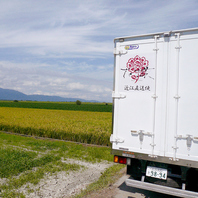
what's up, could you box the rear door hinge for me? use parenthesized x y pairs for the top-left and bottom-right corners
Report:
(110, 134), (124, 144)
(112, 91), (126, 99)
(114, 48), (128, 55)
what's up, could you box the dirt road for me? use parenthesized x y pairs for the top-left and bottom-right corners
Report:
(86, 169), (178, 198)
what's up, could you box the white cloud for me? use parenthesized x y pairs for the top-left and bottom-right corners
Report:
(67, 82), (85, 90)
(0, 60), (112, 101)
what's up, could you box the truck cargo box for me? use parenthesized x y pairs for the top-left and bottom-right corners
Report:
(111, 28), (198, 197)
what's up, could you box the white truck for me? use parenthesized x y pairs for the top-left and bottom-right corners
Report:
(111, 28), (198, 197)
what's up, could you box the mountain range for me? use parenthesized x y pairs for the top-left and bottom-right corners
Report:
(0, 87), (95, 102)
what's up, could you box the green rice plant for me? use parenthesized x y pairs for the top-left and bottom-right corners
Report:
(0, 107), (112, 145)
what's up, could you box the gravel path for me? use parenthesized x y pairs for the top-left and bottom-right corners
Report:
(18, 159), (114, 198)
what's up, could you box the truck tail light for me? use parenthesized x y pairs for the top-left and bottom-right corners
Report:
(114, 155), (119, 163)
(114, 156), (127, 164)
(119, 157), (127, 164)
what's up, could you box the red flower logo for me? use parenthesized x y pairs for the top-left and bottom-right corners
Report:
(126, 55), (149, 83)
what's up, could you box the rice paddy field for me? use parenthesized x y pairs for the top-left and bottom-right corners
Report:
(0, 101), (112, 112)
(0, 101), (112, 146)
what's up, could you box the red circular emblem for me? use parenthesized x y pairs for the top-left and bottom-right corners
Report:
(126, 55), (149, 83)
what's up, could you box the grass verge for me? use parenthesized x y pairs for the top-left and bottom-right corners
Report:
(0, 132), (119, 198)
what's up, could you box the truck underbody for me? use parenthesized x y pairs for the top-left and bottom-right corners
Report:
(112, 150), (198, 198)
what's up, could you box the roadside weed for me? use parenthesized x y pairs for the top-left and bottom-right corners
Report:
(74, 164), (125, 198)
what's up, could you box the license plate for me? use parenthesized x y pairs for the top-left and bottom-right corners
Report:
(146, 166), (167, 180)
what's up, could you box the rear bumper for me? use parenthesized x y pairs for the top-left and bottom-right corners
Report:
(125, 178), (198, 198)
(111, 149), (198, 169)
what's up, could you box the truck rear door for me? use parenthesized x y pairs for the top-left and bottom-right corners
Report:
(111, 29), (198, 163)
(165, 30), (198, 162)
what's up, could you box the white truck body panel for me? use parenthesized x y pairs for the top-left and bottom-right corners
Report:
(111, 28), (198, 168)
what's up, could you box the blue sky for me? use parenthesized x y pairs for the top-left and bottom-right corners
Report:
(0, 0), (198, 102)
